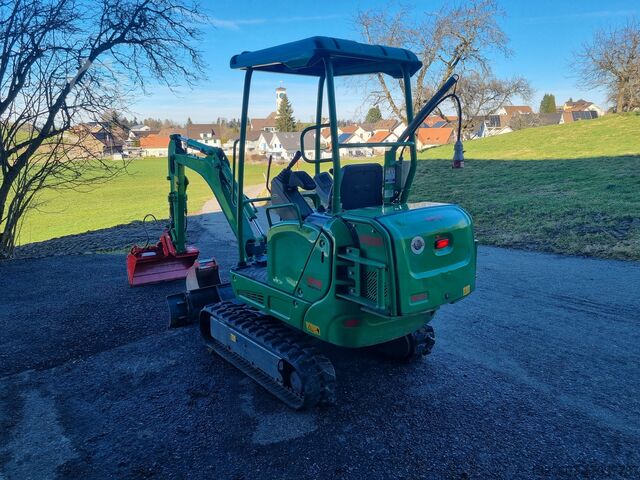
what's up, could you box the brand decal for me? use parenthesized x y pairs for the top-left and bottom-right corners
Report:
(410, 292), (428, 302)
(360, 234), (383, 247)
(410, 236), (425, 254)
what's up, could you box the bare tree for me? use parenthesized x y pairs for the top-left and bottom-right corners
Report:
(0, 0), (203, 257)
(355, 0), (531, 125)
(457, 72), (532, 133)
(575, 20), (640, 113)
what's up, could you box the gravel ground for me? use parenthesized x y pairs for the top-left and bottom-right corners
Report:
(1, 212), (640, 479)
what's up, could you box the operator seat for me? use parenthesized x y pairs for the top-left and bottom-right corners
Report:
(271, 169), (316, 221)
(337, 163), (383, 210)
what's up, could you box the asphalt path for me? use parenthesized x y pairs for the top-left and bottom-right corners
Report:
(1, 215), (639, 479)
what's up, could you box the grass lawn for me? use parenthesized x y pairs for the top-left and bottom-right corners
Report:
(16, 113), (640, 260)
(412, 113), (640, 260)
(420, 112), (640, 160)
(17, 157), (272, 245)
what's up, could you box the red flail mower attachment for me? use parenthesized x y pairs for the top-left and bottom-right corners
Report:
(126, 231), (199, 287)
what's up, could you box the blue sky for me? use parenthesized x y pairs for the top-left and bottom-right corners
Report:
(130, 0), (638, 123)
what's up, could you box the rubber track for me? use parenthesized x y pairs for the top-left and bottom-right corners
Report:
(200, 301), (336, 409)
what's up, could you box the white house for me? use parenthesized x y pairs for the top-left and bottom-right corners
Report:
(186, 124), (222, 148)
(562, 99), (605, 117)
(472, 121), (513, 139)
(368, 130), (398, 155)
(270, 132), (318, 161)
(256, 131), (275, 154)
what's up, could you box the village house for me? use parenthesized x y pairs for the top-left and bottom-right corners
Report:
(368, 130), (399, 155)
(561, 99), (605, 117)
(249, 112), (278, 132)
(184, 123), (223, 147)
(269, 132), (319, 161)
(537, 113), (563, 126)
(70, 122), (127, 159)
(139, 134), (170, 157)
(256, 131), (275, 154)
(422, 115), (458, 128)
(416, 127), (454, 150)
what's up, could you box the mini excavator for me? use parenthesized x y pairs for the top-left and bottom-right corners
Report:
(127, 37), (477, 409)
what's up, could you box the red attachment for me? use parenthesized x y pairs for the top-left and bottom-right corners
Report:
(126, 231), (199, 287)
(434, 238), (450, 250)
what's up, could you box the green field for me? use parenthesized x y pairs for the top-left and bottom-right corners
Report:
(420, 112), (640, 160)
(18, 158), (271, 245)
(16, 114), (640, 260)
(413, 113), (640, 260)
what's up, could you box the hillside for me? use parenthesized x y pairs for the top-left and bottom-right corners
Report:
(420, 113), (640, 160)
(412, 113), (640, 260)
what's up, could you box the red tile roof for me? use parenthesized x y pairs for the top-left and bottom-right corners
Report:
(369, 131), (391, 143)
(502, 106), (533, 116)
(416, 127), (453, 146)
(340, 125), (359, 134)
(423, 115), (458, 126)
(373, 119), (398, 131)
(140, 134), (170, 148)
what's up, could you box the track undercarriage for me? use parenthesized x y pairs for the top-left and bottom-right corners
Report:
(183, 292), (437, 409)
(199, 301), (337, 409)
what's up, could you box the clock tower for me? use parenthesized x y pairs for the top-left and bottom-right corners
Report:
(276, 86), (286, 112)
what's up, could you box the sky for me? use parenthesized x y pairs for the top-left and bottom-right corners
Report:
(130, 0), (638, 123)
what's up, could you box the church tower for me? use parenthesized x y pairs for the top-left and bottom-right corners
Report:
(276, 86), (286, 112)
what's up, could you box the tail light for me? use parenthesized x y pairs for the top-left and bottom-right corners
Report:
(434, 238), (450, 250)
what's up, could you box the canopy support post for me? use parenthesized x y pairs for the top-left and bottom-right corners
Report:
(237, 68), (253, 266)
(324, 59), (341, 213)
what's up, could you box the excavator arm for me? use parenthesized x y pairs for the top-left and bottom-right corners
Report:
(126, 134), (265, 286)
(166, 134), (264, 255)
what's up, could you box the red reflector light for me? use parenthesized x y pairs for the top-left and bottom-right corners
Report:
(344, 319), (360, 328)
(435, 238), (450, 249)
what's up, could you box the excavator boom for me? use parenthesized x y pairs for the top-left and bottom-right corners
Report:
(126, 135), (264, 286)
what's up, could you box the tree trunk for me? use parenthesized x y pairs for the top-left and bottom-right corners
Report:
(617, 88), (626, 113)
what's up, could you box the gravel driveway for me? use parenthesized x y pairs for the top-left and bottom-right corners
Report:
(1, 213), (639, 479)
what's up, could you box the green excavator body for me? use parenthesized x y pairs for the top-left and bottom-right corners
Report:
(230, 202), (476, 348)
(153, 36), (478, 408)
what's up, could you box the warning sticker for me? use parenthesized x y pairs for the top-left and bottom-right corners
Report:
(305, 321), (321, 335)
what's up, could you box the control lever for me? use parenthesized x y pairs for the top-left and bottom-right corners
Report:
(286, 150), (303, 171)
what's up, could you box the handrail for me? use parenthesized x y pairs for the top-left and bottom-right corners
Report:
(243, 196), (272, 205)
(337, 141), (414, 149)
(300, 123), (333, 163)
(300, 123), (415, 161)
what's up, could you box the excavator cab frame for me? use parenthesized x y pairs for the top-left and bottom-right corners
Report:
(230, 37), (424, 265)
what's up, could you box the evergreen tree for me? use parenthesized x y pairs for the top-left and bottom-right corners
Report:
(275, 94), (296, 132)
(187, 117), (193, 125)
(539, 93), (557, 114)
(365, 106), (382, 123)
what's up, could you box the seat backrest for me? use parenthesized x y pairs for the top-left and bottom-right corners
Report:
(340, 163), (383, 210)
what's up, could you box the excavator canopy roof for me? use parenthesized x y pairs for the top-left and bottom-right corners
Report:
(230, 36), (422, 79)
